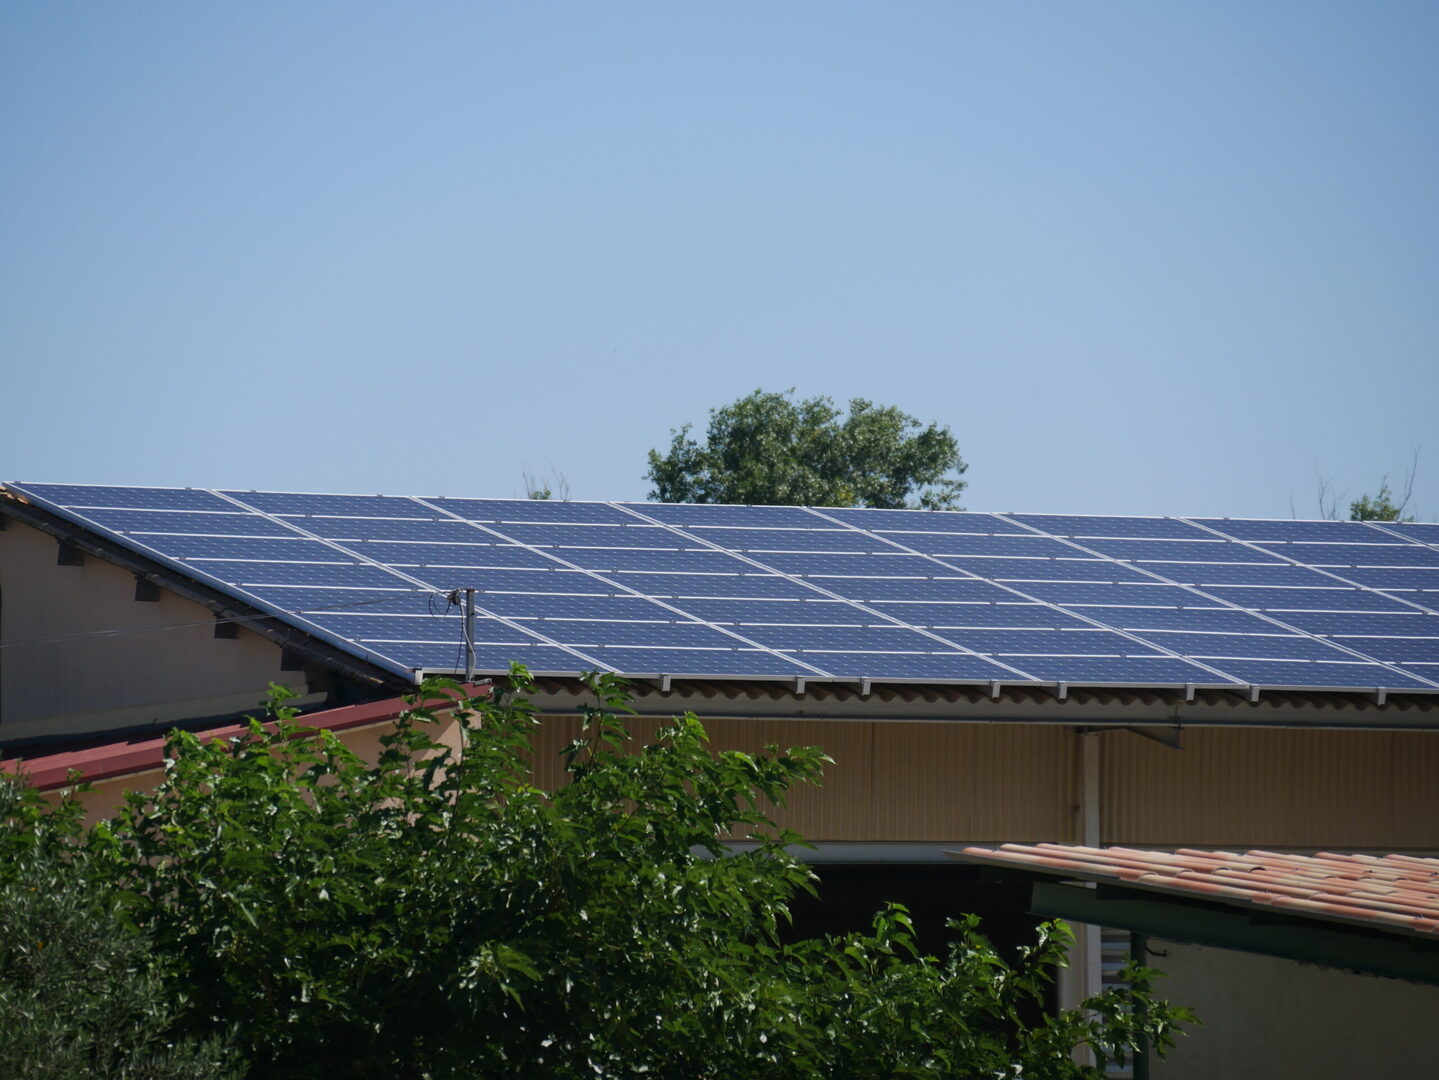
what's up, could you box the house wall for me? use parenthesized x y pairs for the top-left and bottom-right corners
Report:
(0, 519), (314, 742)
(1151, 940), (1439, 1080)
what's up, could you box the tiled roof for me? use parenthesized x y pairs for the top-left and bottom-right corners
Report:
(954, 843), (1439, 939)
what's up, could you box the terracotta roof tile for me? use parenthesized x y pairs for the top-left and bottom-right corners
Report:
(954, 843), (1439, 940)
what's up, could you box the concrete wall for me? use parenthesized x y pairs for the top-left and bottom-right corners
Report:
(0, 519), (314, 741)
(1151, 940), (1439, 1080)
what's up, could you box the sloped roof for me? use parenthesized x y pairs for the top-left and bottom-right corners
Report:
(5, 481), (1439, 699)
(954, 843), (1439, 940)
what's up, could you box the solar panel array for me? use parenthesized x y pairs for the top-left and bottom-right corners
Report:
(9, 483), (1439, 694)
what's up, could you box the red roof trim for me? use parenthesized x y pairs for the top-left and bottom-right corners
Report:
(2, 684), (490, 791)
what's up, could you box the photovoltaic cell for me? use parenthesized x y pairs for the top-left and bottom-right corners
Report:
(7, 482), (1437, 693)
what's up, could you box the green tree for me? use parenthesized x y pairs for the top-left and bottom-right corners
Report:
(647, 389), (968, 509)
(67, 671), (1187, 1079)
(1349, 481), (1415, 522)
(0, 775), (240, 1080)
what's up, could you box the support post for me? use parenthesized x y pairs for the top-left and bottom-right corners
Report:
(463, 587), (476, 683)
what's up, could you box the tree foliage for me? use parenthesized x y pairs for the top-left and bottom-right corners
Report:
(0, 775), (239, 1080)
(647, 389), (968, 509)
(12, 672), (1190, 1079)
(1348, 481), (1415, 522)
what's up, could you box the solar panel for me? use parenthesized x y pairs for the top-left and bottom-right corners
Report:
(8, 482), (1438, 694)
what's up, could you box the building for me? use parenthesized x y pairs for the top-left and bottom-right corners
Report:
(4, 481), (1439, 1074)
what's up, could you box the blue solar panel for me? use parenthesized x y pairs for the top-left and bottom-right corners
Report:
(343, 541), (553, 570)
(9, 481), (1439, 693)
(557, 548), (749, 574)
(867, 602), (1091, 629)
(1205, 659), (1430, 690)
(1277, 610), (1439, 637)
(623, 503), (824, 528)
(613, 572), (813, 600)
(937, 628), (1160, 655)
(1015, 582), (1215, 607)
(1007, 656), (1232, 683)
(819, 577), (1025, 603)
(932, 556), (1153, 583)
(516, 619), (739, 650)
(578, 646), (811, 677)
(20, 484), (236, 512)
(191, 560), (409, 589)
(78, 508), (296, 537)
(793, 652), (1022, 680)
(860, 532), (1075, 557)
(241, 586), (437, 617)
(738, 624), (954, 652)
(818, 509), (1034, 534)
(1335, 637), (1439, 663)
(1336, 567), (1439, 593)
(1255, 542), (1439, 568)
(1007, 514), (1211, 540)
(1099, 606), (1299, 635)
(429, 498), (639, 525)
(674, 598), (868, 625)
(491, 522), (680, 549)
(1384, 523), (1439, 547)
(295, 517), (484, 543)
(398, 642), (600, 672)
(1129, 631), (1353, 662)
(1075, 537), (1272, 564)
(752, 551), (953, 578)
(1139, 562), (1338, 588)
(471, 569), (609, 594)
(224, 491), (429, 518)
(130, 535), (342, 562)
(321, 613), (473, 643)
(1193, 585), (1411, 613)
(1197, 518), (1394, 543)
(682, 526), (879, 553)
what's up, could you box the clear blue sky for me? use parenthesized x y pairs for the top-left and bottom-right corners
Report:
(3, 2), (1436, 518)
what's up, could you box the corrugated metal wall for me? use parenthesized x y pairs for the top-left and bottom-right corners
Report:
(1102, 727), (1439, 850)
(529, 715), (1439, 852)
(530, 716), (1075, 844)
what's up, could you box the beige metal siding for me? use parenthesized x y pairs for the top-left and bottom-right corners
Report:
(869, 723), (1075, 842)
(1102, 727), (1439, 850)
(0, 521), (310, 738)
(529, 716), (1075, 844)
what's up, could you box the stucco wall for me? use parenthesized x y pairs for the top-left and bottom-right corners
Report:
(0, 519), (312, 741)
(1151, 940), (1439, 1080)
